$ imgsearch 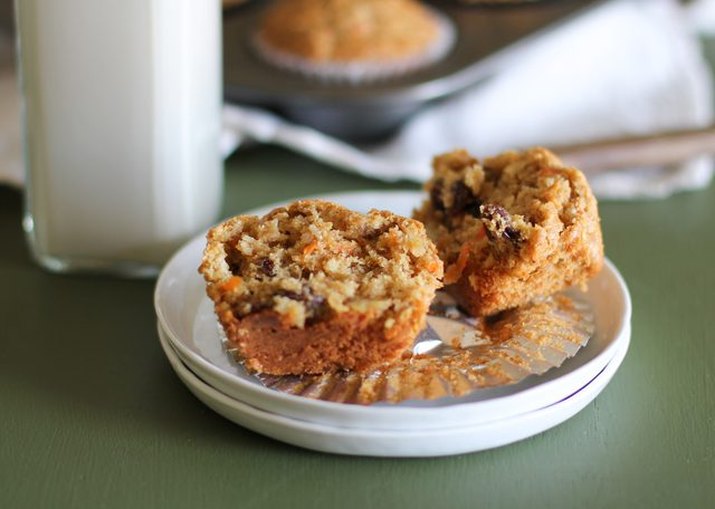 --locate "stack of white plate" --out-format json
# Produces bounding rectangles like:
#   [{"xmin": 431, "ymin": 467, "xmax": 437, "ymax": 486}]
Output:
[{"xmin": 154, "ymin": 191, "xmax": 632, "ymax": 458}]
